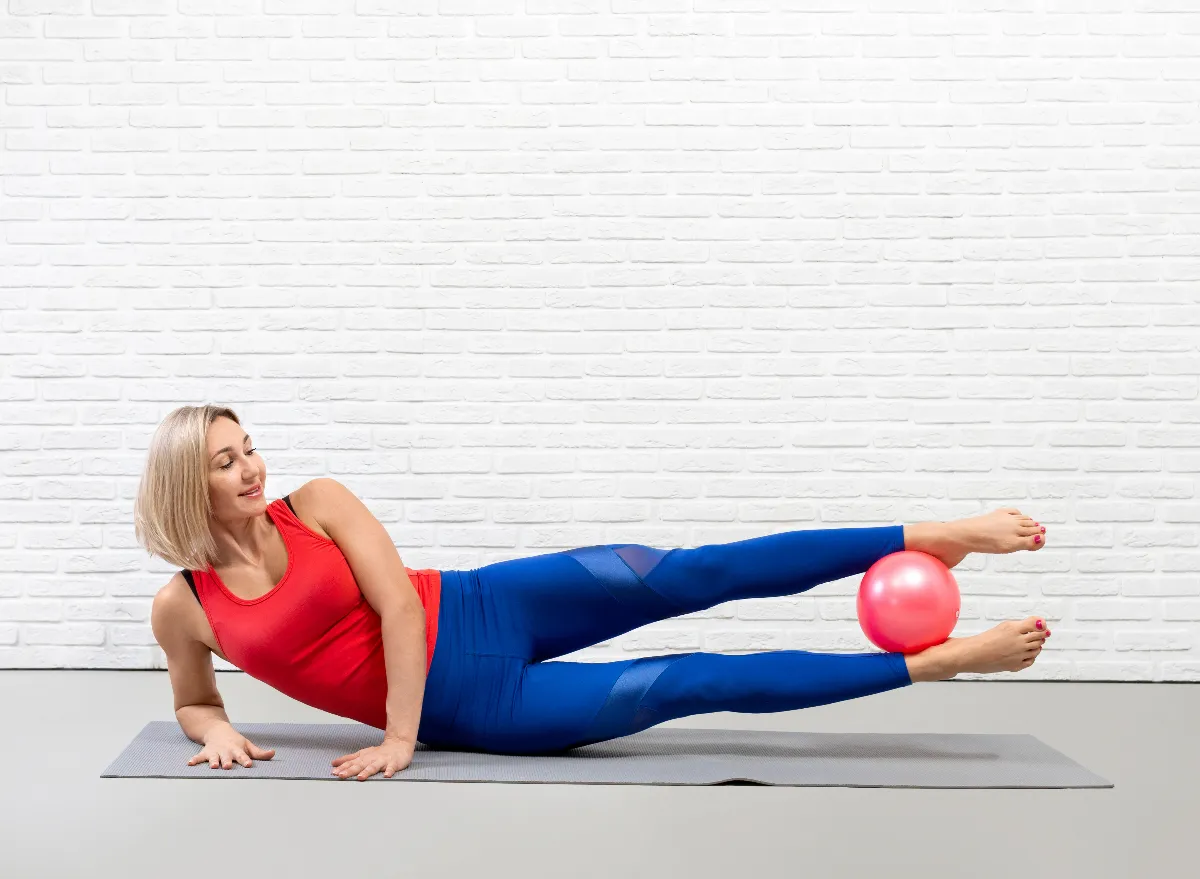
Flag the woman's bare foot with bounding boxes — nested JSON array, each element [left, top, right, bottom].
[[905, 508, 1048, 569], [905, 616, 1050, 682]]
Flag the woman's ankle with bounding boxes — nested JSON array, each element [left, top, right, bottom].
[[903, 642, 959, 683], [902, 520, 946, 553]]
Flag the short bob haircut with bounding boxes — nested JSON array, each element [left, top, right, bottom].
[[134, 404, 243, 572]]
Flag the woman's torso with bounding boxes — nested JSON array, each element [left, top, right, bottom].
[[175, 487, 440, 671], [180, 490, 333, 662], [171, 489, 441, 730]]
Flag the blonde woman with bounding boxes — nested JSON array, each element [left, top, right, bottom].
[[138, 405, 1050, 781]]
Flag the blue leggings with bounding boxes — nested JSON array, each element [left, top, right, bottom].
[[415, 525, 913, 755]]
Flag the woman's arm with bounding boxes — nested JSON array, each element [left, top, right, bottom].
[[380, 602, 428, 743]]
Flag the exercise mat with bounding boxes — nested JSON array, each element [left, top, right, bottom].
[[101, 722, 1112, 788]]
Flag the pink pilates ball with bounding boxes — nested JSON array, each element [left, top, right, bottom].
[[857, 551, 961, 654]]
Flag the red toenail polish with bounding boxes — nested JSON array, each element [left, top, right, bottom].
[[1040, 527, 1045, 533], [1034, 535, 1041, 543], [1037, 620, 1044, 629]]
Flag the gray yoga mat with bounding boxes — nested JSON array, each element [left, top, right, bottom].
[[102, 722, 1112, 789]]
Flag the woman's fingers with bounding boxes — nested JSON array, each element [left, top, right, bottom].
[[216, 749, 248, 768], [188, 746, 255, 769], [186, 748, 252, 769], [187, 741, 274, 771]]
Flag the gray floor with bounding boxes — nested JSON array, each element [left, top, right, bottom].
[[3, 671, 1195, 879]]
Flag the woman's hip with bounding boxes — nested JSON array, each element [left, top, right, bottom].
[[417, 567, 638, 752], [417, 569, 523, 746]]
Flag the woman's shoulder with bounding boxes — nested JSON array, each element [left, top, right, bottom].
[[278, 480, 335, 543]]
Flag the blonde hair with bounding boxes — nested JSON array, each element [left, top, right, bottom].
[[134, 404, 242, 572]]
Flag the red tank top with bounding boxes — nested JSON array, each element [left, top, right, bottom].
[[190, 497, 440, 732]]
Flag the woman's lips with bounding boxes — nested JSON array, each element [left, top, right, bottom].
[[241, 486, 262, 497]]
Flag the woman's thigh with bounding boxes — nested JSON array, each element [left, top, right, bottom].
[[420, 652, 659, 755], [417, 568, 680, 754], [471, 545, 682, 664]]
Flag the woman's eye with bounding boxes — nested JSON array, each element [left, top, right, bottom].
[[220, 448, 255, 470]]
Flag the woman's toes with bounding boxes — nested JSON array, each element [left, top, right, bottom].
[[1020, 616, 1045, 634], [1014, 518, 1046, 550]]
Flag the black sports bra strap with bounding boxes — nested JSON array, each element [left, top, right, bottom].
[[181, 569, 199, 604], [284, 493, 296, 515]]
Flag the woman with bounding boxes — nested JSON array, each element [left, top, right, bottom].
[[136, 405, 1050, 780]]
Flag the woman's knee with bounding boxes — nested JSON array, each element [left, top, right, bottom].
[[638, 544, 734, 609], [639, 651, 742, 717]]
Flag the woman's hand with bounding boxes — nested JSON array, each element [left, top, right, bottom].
[[188, 726, 276, 770], [332, 736, 415, 780]]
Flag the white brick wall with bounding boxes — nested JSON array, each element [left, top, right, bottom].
[[2, 2, 1199, 681]]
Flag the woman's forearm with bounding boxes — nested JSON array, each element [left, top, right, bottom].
[[380, 602, 428, 743], [177, 702, 234, 744]]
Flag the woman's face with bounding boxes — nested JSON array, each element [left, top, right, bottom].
[[206, 417, 267, 520]]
